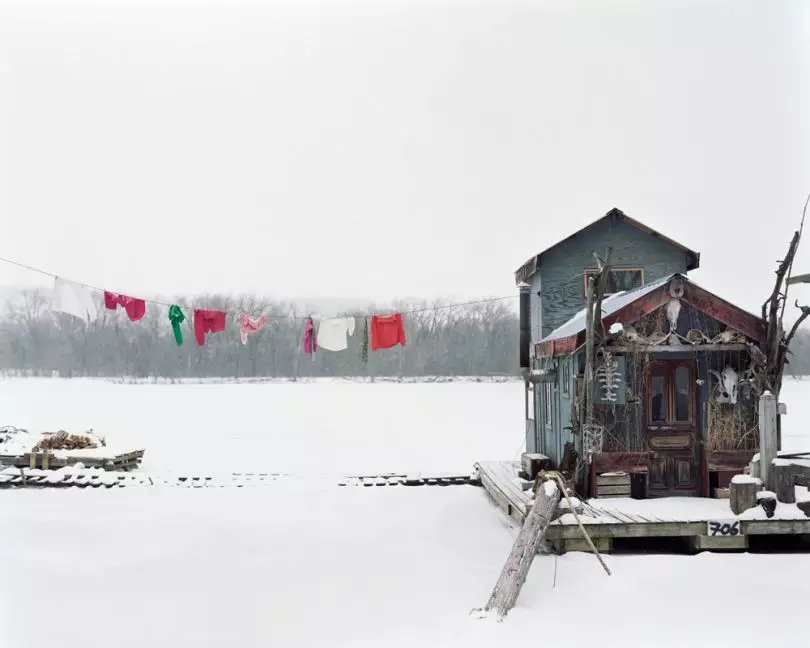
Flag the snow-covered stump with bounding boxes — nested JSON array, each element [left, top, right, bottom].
[[729, 475, 758, 514], [484, 479, 561, 618], [772, 461, 796, 503], [749, 457, 760, 481]]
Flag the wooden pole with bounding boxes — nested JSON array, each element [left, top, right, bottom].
[[759, 391, 778, 490], [582, 275, 596, 495], [484, 480, 561, 618]]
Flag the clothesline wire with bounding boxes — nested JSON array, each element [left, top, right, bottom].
[[0, 254, 518, 321]]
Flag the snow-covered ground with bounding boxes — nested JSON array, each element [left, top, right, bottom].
[[1, 377, 810, 648], [0, 377, 523, 475]]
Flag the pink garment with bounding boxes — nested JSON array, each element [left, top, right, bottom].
[[303, 317, 317, 358], [241, 313, 267, 345], [193, 309, 227, 346], [104, 291, 146, 322]]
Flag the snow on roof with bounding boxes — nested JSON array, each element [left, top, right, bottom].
[[541, 274, 676, 343]]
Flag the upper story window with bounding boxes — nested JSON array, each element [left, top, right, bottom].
[[583, 268, 644, 296]]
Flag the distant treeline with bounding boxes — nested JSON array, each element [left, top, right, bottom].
[[4, 288, 810, 379], [0, 290, 518, 378]]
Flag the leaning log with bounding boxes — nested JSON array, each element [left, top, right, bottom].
[[485, 479, 561, 618]]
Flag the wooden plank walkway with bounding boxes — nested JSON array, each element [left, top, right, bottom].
[[0, 467, 478, 490], [476, 461, 810, 552]]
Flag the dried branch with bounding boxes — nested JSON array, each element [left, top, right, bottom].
[[785, 300, 810, 348], [765, 230, 800, 374], [779, 192, 810, 323], [593, 248, 613, 340]]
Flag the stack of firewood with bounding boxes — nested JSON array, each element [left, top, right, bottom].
[[37, 430, 105, 450]]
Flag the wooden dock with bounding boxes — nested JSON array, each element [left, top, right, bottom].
[[0, 467, 479, 490], [476, 461, 810, 553]]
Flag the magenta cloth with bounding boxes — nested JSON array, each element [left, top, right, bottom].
[[241, 313, 267, 345], [193, 309, 227, 346], [303, 317, 317, 358], [103, 291, 146, 322]]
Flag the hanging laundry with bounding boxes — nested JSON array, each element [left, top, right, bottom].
[[360, 318, 369, 364], [371, 313, 406, 351], [241, 313, 267, 345], [51, 277, 98, 322], [104, 291, 146, 322], [302, 317, 317, 358], [168, 305, 186, 345], [194, 309, 227, 346], [317, 317, 356, 352]]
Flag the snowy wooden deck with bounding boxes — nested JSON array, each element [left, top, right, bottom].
[[475, 461, 810, 553]]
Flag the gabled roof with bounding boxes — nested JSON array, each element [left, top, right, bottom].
[[514, 208, 701, 284], [535, 273, 764, 358]]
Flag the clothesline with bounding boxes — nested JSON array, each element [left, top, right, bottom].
[[0, 254, 517, 320]]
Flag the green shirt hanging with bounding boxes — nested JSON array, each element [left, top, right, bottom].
[[168, 305, 186, 346]]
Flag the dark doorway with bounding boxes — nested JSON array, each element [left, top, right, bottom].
[[646, 360, 698, 496]]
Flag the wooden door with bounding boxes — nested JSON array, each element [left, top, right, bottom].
[[646, 361, 698, 496]]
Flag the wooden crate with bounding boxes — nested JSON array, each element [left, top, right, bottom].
[[596, 472, 631, 498]]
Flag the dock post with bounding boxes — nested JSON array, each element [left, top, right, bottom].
[[759, 391, 778, 489]]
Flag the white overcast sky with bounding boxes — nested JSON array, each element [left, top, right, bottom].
[[1, 0, 809, 313]]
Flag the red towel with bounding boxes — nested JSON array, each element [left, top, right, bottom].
[[104, 291, 146, 322], [371, 314, 406, 351], [193, 309, 227, 346]]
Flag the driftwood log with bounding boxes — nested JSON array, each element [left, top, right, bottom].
[[484, 480, 561, 618], [729, 477, 758, 514]]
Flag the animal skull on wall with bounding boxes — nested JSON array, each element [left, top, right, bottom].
[[710, 366, 740, 405]]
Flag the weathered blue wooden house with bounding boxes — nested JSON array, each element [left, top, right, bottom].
[[516, 208, 765, 499]]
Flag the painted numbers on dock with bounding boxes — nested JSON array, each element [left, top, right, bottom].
[[706, 520, 743, 537]]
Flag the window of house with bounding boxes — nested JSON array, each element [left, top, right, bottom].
[[584, 268, 644, 296], [544, 383, 553, 427], [561, 361, 570, 396]]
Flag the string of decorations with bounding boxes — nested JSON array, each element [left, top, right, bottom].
[[0, 254, 517, 359]]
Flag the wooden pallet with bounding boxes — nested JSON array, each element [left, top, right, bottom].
[[338, 473, 478, 488]]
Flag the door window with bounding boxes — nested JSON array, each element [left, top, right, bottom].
[[674, 365, 692, 422], [650, 366, 668, 423], [648, 362, 694, 425]]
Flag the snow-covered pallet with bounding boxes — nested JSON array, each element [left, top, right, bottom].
[[337, 473, 479, 488], [0, 468, 286, 489]]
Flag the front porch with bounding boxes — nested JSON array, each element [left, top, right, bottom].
[[476, 460, 810, 553]]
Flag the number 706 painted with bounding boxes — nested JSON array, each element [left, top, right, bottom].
[[706, 520, 743, 536]]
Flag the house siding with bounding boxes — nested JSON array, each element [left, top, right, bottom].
[[538, 218, 690, 338]]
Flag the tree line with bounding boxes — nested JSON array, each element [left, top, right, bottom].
[[0, 289, 519, 378], [3, 287, 810, 379]]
